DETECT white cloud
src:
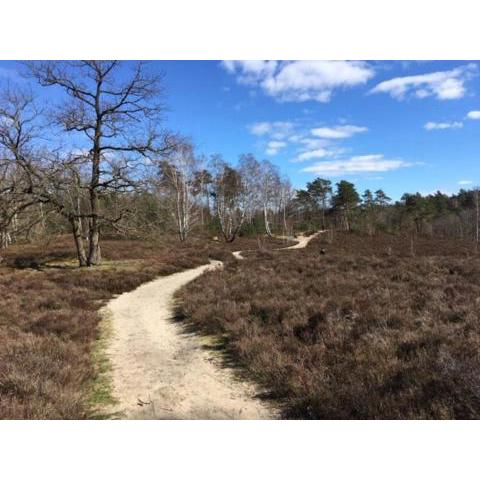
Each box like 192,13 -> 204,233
467,110 -> 480,120
294,148 -> 329,162
222,60 -> 374,103
292,146 -> 347,163
248,121 -> 294,139
302,154 -> 411,176
222,60 -> 277,83
424,121 -> 463,130
299,137 -> 331,150
370,64 -> 477,100
266,140 -> 287,156
458,180 -> 473,185
248,122 -> 271,136
247,120 -> 365,160
310,124 -> 368,139
288,134 -> 303,143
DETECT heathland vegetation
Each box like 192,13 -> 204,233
1,61 -> 479,419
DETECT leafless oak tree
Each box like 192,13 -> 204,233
26,60 -> 174,266
0,86 -> 49,252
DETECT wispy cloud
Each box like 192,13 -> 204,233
292,146 -> 348,163
298,137 -> 331,150
302,154 -> 412,176
466,110 -> 480,120
247,119 -> 367,158
424,121 -> 463,130
458,180 -> 473,185
311,124 -> 368,139
370,64 -> 477,100
248,121 -> 294,139
294,148 -> 329,162
222,61 -> 374,103
266,140 -> 287,156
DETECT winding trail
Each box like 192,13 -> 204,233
232,231 -> 321,259
102,232 -> 321,419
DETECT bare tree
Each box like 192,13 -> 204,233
26,60 -> 173,266
158,141 -> 198,241
238,154 -> 261,226
259,160 -> 281,236
0,85 -> 89,264
210,155 -> 248,242
279,176 -> 294,237
192,162 -> 213,227
0,86 -> 50,252
0,163 -> 30,249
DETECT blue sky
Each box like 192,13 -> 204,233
1,60 -> 479,200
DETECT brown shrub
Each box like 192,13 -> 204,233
176,232 -> 480,419
0,232 -> 284,419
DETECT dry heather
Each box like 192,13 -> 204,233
0,233 -> 284,419
176,232 -> 480,419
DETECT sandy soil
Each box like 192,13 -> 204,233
231,232 -> 321,259
103,232 -> 321,420
103,260 -> 276,419
282,231 -> 323,250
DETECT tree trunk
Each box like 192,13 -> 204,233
0,229 -> 10,249
321,200 -> 326,230
264,205 -> 272,236
87,194 -> 101,266
88,227 -> 101,265
88,120 -> 102,266
343,207 -> 350,231
70,217 -> 88,267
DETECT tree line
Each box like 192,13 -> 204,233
294,179 -> 479,245
1,61 -> 479,267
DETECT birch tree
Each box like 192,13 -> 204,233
279,177 -> 294,237
238,153 -> 261,226
159,142 -> 198,241
259,160 -> 280,237
210,155 -> 248,242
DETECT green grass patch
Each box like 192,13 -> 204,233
87,310 -> 118,419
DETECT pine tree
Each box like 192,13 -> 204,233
306,178 -> 332,228
333,180 -> 360,231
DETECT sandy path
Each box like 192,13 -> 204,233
103,232 -> 321,419
103,260 -> 275,419
231,231 -> 321,260
282,231 -> 323,250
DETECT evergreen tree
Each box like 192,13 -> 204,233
374,189 -> 391,207
362,189 -> 374,209
306,178 -> 332,228
333,180 -> 360,231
